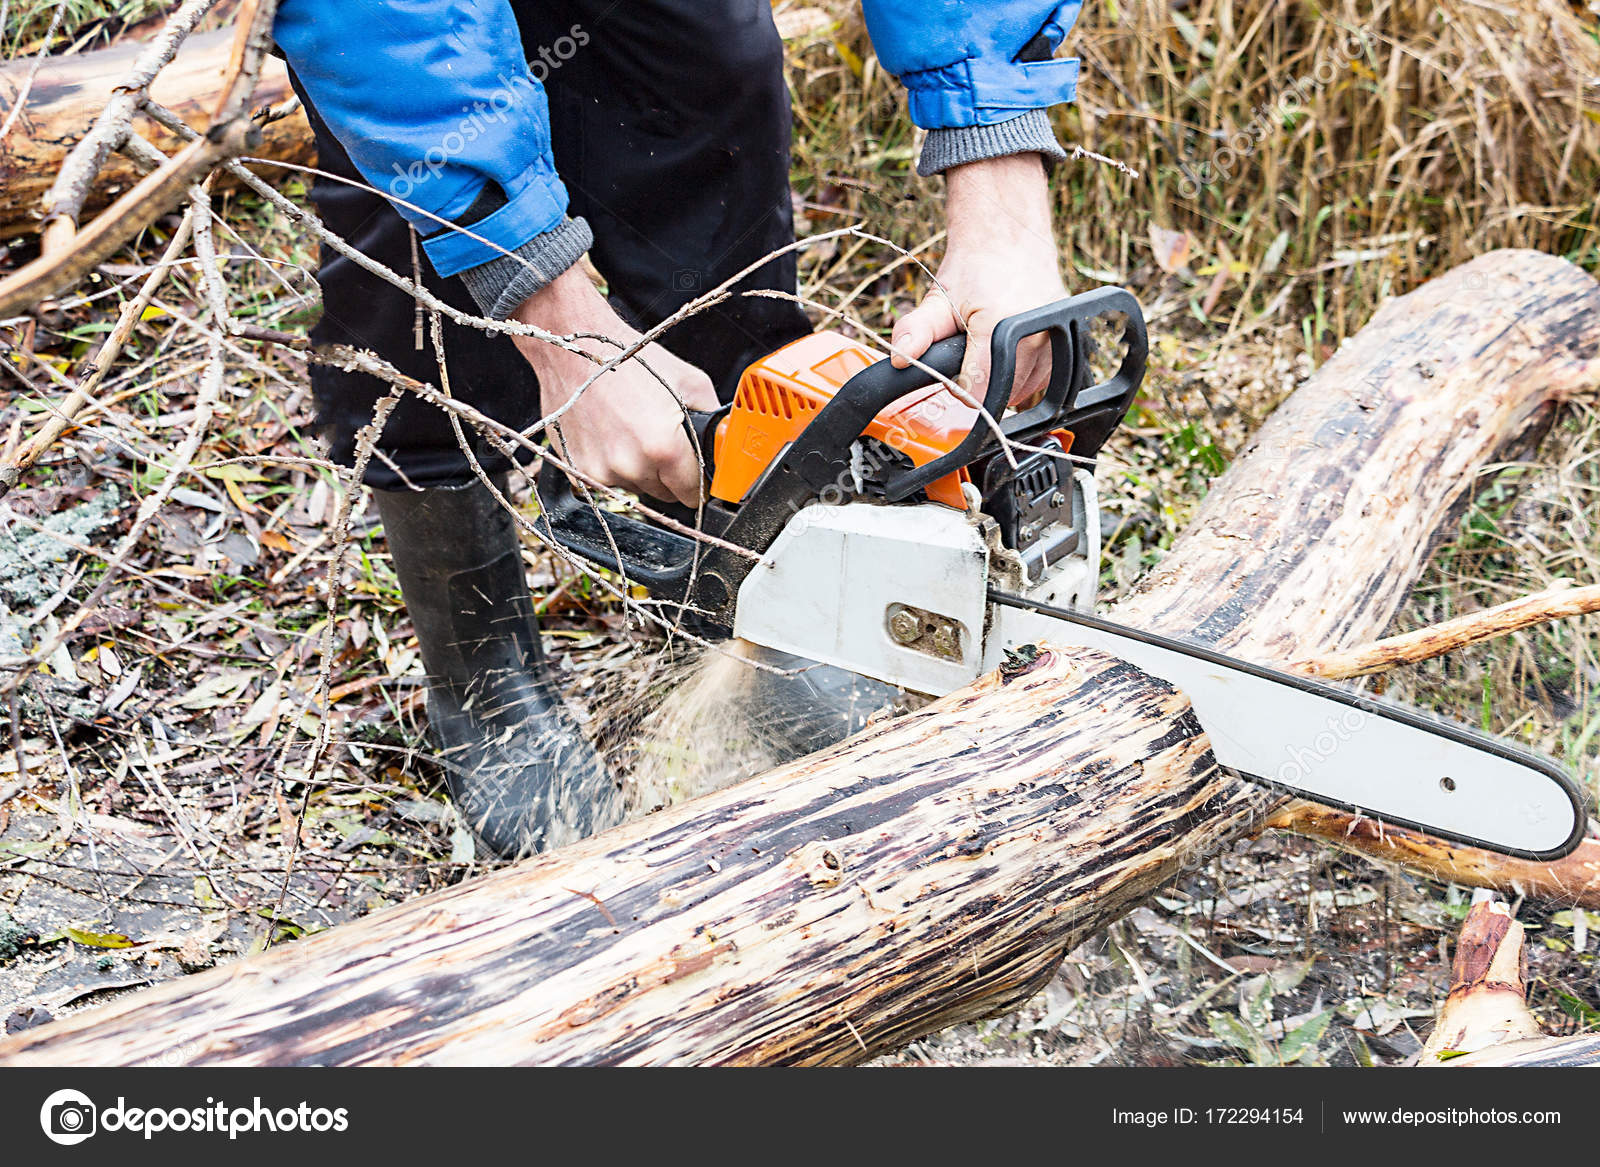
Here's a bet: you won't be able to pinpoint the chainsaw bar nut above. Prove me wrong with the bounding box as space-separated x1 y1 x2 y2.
886 603 965 662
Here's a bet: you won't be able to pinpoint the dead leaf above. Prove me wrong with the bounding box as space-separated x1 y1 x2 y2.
1148 224 1194 274
175 671 253 710
221 475 258 515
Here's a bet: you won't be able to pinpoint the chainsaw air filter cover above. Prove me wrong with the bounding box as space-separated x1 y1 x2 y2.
710 332 981 510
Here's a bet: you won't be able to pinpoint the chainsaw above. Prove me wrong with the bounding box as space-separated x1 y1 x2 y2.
536 288 1586 861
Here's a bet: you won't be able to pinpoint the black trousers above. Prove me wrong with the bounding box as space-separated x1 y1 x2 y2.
293 0 811 490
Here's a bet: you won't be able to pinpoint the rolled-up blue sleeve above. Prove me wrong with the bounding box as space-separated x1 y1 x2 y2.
860 0 1082 129
274 0 571 277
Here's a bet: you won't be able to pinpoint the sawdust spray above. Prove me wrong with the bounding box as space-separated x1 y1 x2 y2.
579 636 906 822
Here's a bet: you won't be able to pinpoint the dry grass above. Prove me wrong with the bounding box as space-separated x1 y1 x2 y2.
1387 404 1600 781
785 0 1600 352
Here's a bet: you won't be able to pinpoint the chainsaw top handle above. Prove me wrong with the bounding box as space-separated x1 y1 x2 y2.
726 285 1146 527
882 285 1146 501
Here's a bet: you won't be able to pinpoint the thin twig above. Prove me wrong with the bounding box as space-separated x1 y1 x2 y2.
1 206 197 498
0 0 69 146
0 119 256 317
1 184 228 713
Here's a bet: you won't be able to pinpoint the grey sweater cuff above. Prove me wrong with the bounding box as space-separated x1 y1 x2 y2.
916 109 1068 177
456 216 594 319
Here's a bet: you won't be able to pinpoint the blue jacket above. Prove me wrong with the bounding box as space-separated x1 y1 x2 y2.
274 2 1081 278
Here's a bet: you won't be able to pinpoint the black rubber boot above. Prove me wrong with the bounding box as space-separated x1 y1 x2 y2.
374 475 619 858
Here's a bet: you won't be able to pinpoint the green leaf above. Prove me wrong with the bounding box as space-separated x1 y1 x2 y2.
1556 993 1600 1028
193 876 220 909
1281 1010 1334 1063
64 926 134 949
254 908 305 940
1268 957 1316 995
0 839 56 860
1551 909 1600 929
1239 973 1274 1030
1434 1049 1470 1061
1207 1010 1263 1062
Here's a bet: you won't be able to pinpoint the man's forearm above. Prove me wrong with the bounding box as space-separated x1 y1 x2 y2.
943 153 1055 252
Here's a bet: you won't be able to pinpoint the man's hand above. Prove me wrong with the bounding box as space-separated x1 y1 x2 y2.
890 152 1067 411
511 267 718 508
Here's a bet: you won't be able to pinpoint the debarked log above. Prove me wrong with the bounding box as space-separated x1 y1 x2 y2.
0 26 311 236
0 249 1596 1065
0 651 1246 1065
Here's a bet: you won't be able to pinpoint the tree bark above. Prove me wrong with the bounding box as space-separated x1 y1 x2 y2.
0 249 1596 1066
0 26 311 237
1420 898 1545 1063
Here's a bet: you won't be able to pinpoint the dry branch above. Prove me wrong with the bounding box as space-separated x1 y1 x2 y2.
1 248 1595 1066
0 24 311 237
0 119 254 318
0 204 196 497
0 1 280 317
1293 581 1600 680
1265 802 1600 909
25 0 219 248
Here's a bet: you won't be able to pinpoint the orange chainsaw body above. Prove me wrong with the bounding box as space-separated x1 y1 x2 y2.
709 331 1062 511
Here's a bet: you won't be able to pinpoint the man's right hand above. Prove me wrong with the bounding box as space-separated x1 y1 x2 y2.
510 267 719 508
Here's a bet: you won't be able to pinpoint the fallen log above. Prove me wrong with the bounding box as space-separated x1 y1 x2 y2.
0 25 312 238
1421 897 1600 1067
0 248 1596 1065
